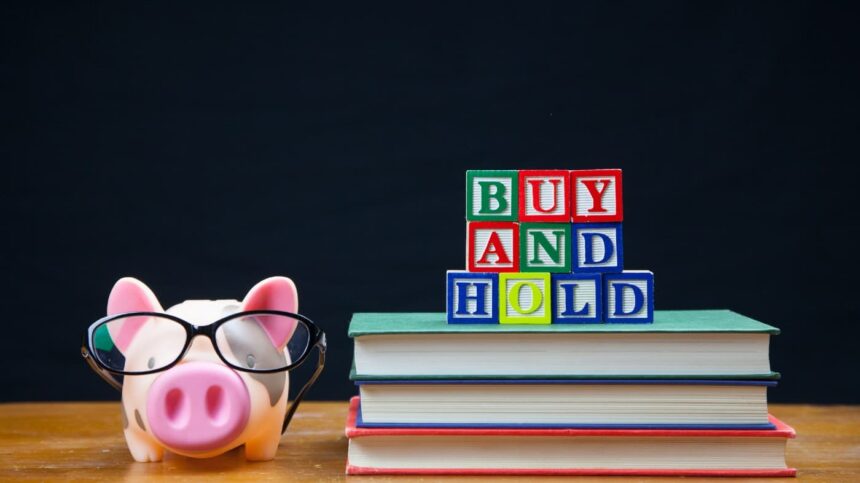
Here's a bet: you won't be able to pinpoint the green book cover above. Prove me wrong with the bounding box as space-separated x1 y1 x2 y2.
348 310 781 337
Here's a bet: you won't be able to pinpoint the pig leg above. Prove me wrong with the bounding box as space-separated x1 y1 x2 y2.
124 428 165 462
244 425 282 461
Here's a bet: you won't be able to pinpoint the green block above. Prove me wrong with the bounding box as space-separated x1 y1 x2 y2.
520 222 571 272
499 272 552 324
466 170 519 221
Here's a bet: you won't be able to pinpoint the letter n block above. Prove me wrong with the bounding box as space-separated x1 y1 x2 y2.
518 170 571 222
551 273 603 323
572 223 623 273
499 272 551 324
604 270 654 323
466 170 519 221
519 223 571 273
446 271 499 324
468 222 519 272
571 169 623 223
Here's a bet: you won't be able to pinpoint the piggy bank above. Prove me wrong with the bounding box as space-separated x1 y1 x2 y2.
82 276 325 462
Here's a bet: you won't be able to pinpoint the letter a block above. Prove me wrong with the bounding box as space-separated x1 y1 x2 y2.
518 170 571 222
468 222 519 272
572 223 623 273
447 271 499 324
520 223 571 273
571 169 623 223
499 272 551 324
466 170 519 221
604 270 654 323
551 273 603 323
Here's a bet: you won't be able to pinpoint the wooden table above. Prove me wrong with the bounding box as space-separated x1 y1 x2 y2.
0 402 857 482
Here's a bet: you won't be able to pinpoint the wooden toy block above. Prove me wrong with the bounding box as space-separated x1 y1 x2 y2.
604 270 654 323
571 169 623 223
466 170 519 221
467 222 520 272
499 272 551 324
446 271 499 324
551 273 603 323
572 223 623 273
518 170 571 222
519 223 571 273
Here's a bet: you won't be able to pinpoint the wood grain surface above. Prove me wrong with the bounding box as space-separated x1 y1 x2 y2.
0 402 857 482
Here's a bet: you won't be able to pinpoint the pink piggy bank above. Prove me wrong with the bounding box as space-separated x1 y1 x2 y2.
82 276 326 462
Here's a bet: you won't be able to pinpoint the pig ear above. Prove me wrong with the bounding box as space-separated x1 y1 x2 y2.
106 277 163 353
241 276 299 348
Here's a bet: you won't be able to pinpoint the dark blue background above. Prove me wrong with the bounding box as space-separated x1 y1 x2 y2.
4 1 857 402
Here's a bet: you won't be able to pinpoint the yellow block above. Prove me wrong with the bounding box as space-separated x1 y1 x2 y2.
499 272 551 324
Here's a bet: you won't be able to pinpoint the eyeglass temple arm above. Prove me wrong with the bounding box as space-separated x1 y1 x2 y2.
282 334 326 434
81 345 124 392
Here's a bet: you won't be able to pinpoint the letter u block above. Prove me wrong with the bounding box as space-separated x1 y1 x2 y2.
468 222 519 272
551 273 603 323
499 272 551 324
571 169 623 223
518 170 571 222
604 270 654 323
446 271 499 324
519 223 571 273
466 170 519 221
572 223 623 273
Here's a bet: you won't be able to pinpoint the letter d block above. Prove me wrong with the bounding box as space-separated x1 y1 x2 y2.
604 270 654 323
466 170 519 221
447 271 499 324
551 273 603 323
499 272 551 324
572 223 623 273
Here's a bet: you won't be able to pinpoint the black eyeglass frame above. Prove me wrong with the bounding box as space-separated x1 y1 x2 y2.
81 309 326 434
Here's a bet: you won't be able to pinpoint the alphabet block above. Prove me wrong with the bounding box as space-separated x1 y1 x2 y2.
446 271 499 324
518 170 571 222
499 272 551 324
519 223 571 273
572 223 623 273
466 170 519 221
571 169 623 223
604 270 654 323
551 273 603 323
468 222 519 272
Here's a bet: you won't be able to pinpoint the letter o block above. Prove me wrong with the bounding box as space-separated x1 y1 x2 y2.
466 170 519 221
604 270 654 323
468 222 519 272
499 272 551 324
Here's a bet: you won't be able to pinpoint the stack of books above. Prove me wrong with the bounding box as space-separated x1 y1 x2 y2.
344 169 795 476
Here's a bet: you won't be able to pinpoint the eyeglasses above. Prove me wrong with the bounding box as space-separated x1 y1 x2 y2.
81 310 326 434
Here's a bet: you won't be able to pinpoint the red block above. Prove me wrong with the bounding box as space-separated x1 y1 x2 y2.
467 222 519 272
570 169 623 223
518 170 571 222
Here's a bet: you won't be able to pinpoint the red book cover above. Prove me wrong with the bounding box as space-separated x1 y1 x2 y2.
345 396 796 476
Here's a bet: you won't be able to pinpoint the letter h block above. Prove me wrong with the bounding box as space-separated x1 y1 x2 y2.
604 270 654 323
572 223 623 273
571 169 623 223
466 170 519 221
447 271 499 324
468 222 519 272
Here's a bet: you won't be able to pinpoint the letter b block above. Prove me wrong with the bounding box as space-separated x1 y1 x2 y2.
604 270 654 323
447 271 499 324
520 223 571 273
551 273 603 323
572 223 623 273
468 222 519 272
499 272 551 324
466 170 519 221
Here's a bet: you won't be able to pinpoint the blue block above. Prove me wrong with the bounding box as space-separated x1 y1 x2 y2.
446 271 499 324
604 270 654 323
572 223 624 273
551 273 603 323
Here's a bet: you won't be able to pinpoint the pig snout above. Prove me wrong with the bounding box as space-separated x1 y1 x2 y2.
146 361 251 453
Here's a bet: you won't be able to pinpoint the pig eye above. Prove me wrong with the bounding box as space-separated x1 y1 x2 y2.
246 354 256 369
147 357 155 369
